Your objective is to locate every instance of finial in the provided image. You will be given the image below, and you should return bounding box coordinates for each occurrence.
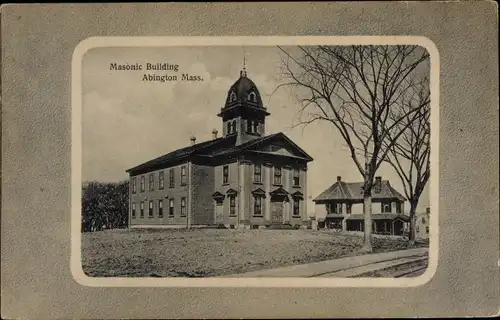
[240,48,247,77]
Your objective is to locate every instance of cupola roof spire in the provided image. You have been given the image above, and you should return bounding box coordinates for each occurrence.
[240,48,247,77]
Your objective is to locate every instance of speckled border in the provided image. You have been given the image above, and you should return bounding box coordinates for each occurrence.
[2,3,498,318]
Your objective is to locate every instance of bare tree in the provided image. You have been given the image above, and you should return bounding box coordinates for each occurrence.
[277,45,429,252]
[384,79,430,245]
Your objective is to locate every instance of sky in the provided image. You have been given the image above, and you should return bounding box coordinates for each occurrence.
[81,45,430,214]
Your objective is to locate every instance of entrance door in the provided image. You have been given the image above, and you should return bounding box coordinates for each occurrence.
[215,202,224,224]
[393,220,404,236]
[271,201,284,224]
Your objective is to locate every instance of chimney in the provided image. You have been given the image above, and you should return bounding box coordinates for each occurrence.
[212,129,218,139]
[375,176,382,193]
[190,136,196,146]
[337,176,341,182]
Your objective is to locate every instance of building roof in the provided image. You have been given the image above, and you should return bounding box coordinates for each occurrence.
[313,179,406,203]
[126,132,313,175]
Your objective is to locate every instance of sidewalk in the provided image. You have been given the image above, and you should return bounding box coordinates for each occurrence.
[221,247,428,278]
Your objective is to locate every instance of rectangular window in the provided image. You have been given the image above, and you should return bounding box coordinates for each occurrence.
[149,200,154,218]
[223,165,229,184]
[149,173,154,191]
[293,168,300,186]
[159,171,164,190]
[422,217,426,224]
[337,203,343,214]
[253,196,262,216]
[346,203,352,214]
[181,197,186,216]
[140,201,144,218]
[229,196,236,216]
[253,164,262,183]
[132,177,137,194]
[169,168,175,188]
[395,202,402,214]
[131,202,136,218]
[293,198,300,216]
[158,199,163,217]
[169,199,174,216]
[381,202,392,213]
[140,176,145,192]
[246,119,253,133]
[274,167,282,185]
[180,166,187,185]
[426,226,429,233]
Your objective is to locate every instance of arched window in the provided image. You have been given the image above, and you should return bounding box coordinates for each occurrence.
[247,91,257,102]
[229,91,237,103]
[232,120,237,133]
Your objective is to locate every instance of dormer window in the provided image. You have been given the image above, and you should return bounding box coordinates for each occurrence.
[247,91,257,102]
[229,91,237,103]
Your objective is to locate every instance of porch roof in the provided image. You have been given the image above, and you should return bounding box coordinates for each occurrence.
[346,214,410,222]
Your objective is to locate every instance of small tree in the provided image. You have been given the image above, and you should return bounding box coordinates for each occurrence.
[383,79,430,244]
[278,45,429,252]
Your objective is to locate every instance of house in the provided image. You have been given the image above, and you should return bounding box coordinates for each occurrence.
[415,207,430,239]
[313,176,409,236]
[125,66,314,229]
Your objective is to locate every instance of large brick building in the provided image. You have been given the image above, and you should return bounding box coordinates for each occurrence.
[126,67,313,229]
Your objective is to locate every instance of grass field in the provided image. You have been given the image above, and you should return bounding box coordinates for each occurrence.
[81,228,429,277]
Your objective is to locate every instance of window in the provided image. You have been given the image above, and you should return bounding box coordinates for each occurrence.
[169,169,175,188]
[180,166,187,185]
[149,200,154,218]
[229,91,237,102]
[381,202,391,213]
[253,121,259,134]
[149,173,154,191]
[346,203,352,214]
[248,91,256,102]
[253,164,262,183]
[223,165,229,184]
[158,200,163,217]
[246,119,253,133]
[395,202,402,214]
[422,217,426,224]
[229,196,236,216]
[293,168,300,186]
[274,167,282,185]
[416,226,420,232]
[131,202,136,218]
[426,226,429,233]
[181,197,186,216]
[253,196,262,216]
[132,177,137,194]
[140,176,145,192]
[159,171,164,190]
[232,120,237,133]
[169,199,174,216]
[140,201,144,218]
[293,198,300,216]
[327,203,342,214]
[227,121,232,134]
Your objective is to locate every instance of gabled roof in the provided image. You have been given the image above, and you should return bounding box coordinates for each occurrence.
[126,132,313,175]
[313,179,406,202]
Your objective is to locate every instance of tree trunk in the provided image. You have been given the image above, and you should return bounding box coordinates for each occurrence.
[361,190,373,253]
[409,200,418,245]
